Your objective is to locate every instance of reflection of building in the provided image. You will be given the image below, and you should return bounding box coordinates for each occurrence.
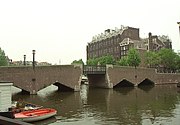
[86,25,172,66]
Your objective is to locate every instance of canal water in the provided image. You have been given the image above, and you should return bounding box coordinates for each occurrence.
[12,84,180,125]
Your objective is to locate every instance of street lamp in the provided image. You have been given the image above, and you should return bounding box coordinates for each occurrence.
[23,55,26,66]
[178,22,180,36]
[32,50,36,70]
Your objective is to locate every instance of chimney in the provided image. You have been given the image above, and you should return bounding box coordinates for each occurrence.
[148,32,152,51]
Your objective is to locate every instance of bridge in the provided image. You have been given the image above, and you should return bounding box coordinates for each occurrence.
[0,65,180,94]
[0,65,82,94]
[83,65,180,89]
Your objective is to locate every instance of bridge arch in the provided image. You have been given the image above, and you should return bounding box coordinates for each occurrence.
[114,79,134,88]
[53,82,74,91]
[138,78,155,87]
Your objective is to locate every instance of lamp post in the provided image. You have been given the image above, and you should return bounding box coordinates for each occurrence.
[23,55,26,66]
[178,22,180,37]
[32,50,36,70]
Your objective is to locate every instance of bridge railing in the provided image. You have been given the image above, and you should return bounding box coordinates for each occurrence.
[83,65,106,74]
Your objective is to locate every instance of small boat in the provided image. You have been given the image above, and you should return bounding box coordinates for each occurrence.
[14,108,57,122]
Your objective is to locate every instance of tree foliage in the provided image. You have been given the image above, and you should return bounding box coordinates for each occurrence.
[87,55,115,66]
[116,48,141,68]
[0,48,8,66]
[71,59,84,65]
[117,56,128,66]
[145,48,180,71]
[145,51,160,67]
[158,48,177,69]
[126,48,141,68]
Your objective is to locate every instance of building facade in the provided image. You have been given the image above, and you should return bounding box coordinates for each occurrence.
[86,25,172,65]
[86,26,140,61]
[148,32,172,51]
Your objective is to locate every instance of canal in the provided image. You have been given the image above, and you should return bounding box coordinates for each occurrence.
[12,84,180,125]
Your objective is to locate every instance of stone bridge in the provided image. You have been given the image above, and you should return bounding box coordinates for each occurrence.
[85,65,180,88]
[0,65,180,94]
[0,65,82,94]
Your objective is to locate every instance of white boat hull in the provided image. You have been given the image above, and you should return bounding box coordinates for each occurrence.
[18,111,56,122]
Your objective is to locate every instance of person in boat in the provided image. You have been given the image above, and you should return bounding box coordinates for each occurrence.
[16,101,25,108]
[13,99,26,113]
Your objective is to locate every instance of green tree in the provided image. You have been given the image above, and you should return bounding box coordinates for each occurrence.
[98,55,115,66]
[87,55,115,66]
[145,51,160,67]
[117,56,128,66]
[127,48,141,68]
[158,48,177,70]
[71,59,84,65]
[86,58,98,65]
[0,48,8,66]
[174,54,180,71]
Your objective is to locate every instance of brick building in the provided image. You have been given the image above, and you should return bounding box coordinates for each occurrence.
[86,26,140,61]
[147,32,172,51]
[86,25,172,66]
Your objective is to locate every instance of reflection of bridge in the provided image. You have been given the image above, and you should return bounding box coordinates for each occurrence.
[0,65,180,94]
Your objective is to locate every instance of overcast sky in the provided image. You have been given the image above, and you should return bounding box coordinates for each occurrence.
[0,0,179,64]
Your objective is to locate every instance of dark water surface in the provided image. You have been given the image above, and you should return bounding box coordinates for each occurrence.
[12,84,180,125]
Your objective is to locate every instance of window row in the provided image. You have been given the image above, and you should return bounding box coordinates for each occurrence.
[88,38,121,51]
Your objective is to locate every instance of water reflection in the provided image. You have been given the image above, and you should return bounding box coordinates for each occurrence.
[12,84,180,125]
[80,84,88,105]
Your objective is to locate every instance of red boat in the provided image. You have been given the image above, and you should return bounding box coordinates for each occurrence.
[14,108,57,122]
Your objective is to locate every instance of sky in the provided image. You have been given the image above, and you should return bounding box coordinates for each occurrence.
[0,0,180,65]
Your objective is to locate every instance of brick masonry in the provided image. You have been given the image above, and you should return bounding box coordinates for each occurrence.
[1,65,180,94]
[0,65,82,94]
[106,65,180,87]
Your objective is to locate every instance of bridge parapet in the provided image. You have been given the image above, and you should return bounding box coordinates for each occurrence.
[83,65,106,75]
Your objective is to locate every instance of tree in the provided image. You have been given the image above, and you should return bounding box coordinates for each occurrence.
[86,58,98,65]
[71,59,84,65]
[145,51,160,67]
[117,56,128,66]
[158,48,178,70]
[174,54,180,71]
[127,48,141,68]
[98,55,115,66]
[87,55,115,66]
[0,48,8,66]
